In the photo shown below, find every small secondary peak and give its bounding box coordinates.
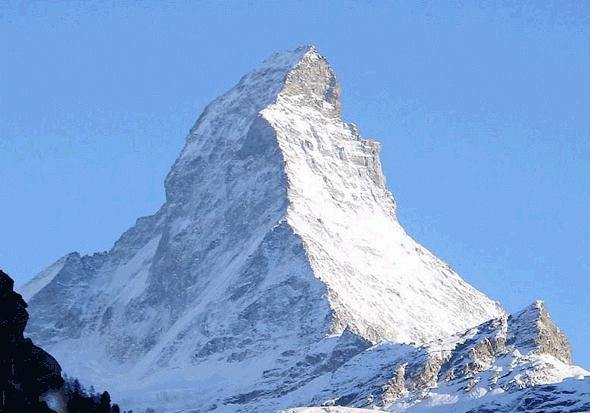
[509,301,573,364]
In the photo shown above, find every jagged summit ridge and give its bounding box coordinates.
[166,45,338,199]
[16,47,584,412]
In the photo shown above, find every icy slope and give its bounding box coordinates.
[18,46,583,412]
[261,49,502,343]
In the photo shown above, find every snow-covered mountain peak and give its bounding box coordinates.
[24,45,503,355]
[17,47,586,412]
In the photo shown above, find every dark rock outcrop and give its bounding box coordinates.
[0,269,64,412]
[1,269,123,413]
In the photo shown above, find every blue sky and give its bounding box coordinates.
[1,1,588,366]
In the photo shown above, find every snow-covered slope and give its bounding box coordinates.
[289,300,588,413]
[20,46,588,412]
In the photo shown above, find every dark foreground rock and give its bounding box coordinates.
[1,269,122,413]
[0,269,64,412]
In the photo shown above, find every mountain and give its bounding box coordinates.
[20,46,588,412]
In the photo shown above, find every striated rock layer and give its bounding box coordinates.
[20,46,588,412]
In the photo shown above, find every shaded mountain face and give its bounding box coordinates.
[20,47,588,412]
[1,270,64,413]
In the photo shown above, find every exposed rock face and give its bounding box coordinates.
[0,270,64,413]
[18,46,588,412]
[381,364,406,404]
[508,300,572,364]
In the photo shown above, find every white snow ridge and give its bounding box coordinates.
[21,46,589,412]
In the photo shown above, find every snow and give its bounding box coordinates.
[19,253,70,301]
[19,46,589,413]
[281,408,386,413]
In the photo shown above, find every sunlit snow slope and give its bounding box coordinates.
[20,46,586,413]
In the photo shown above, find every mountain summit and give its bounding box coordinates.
[21,47,588,412]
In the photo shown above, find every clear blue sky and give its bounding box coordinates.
[1,1,588,367]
